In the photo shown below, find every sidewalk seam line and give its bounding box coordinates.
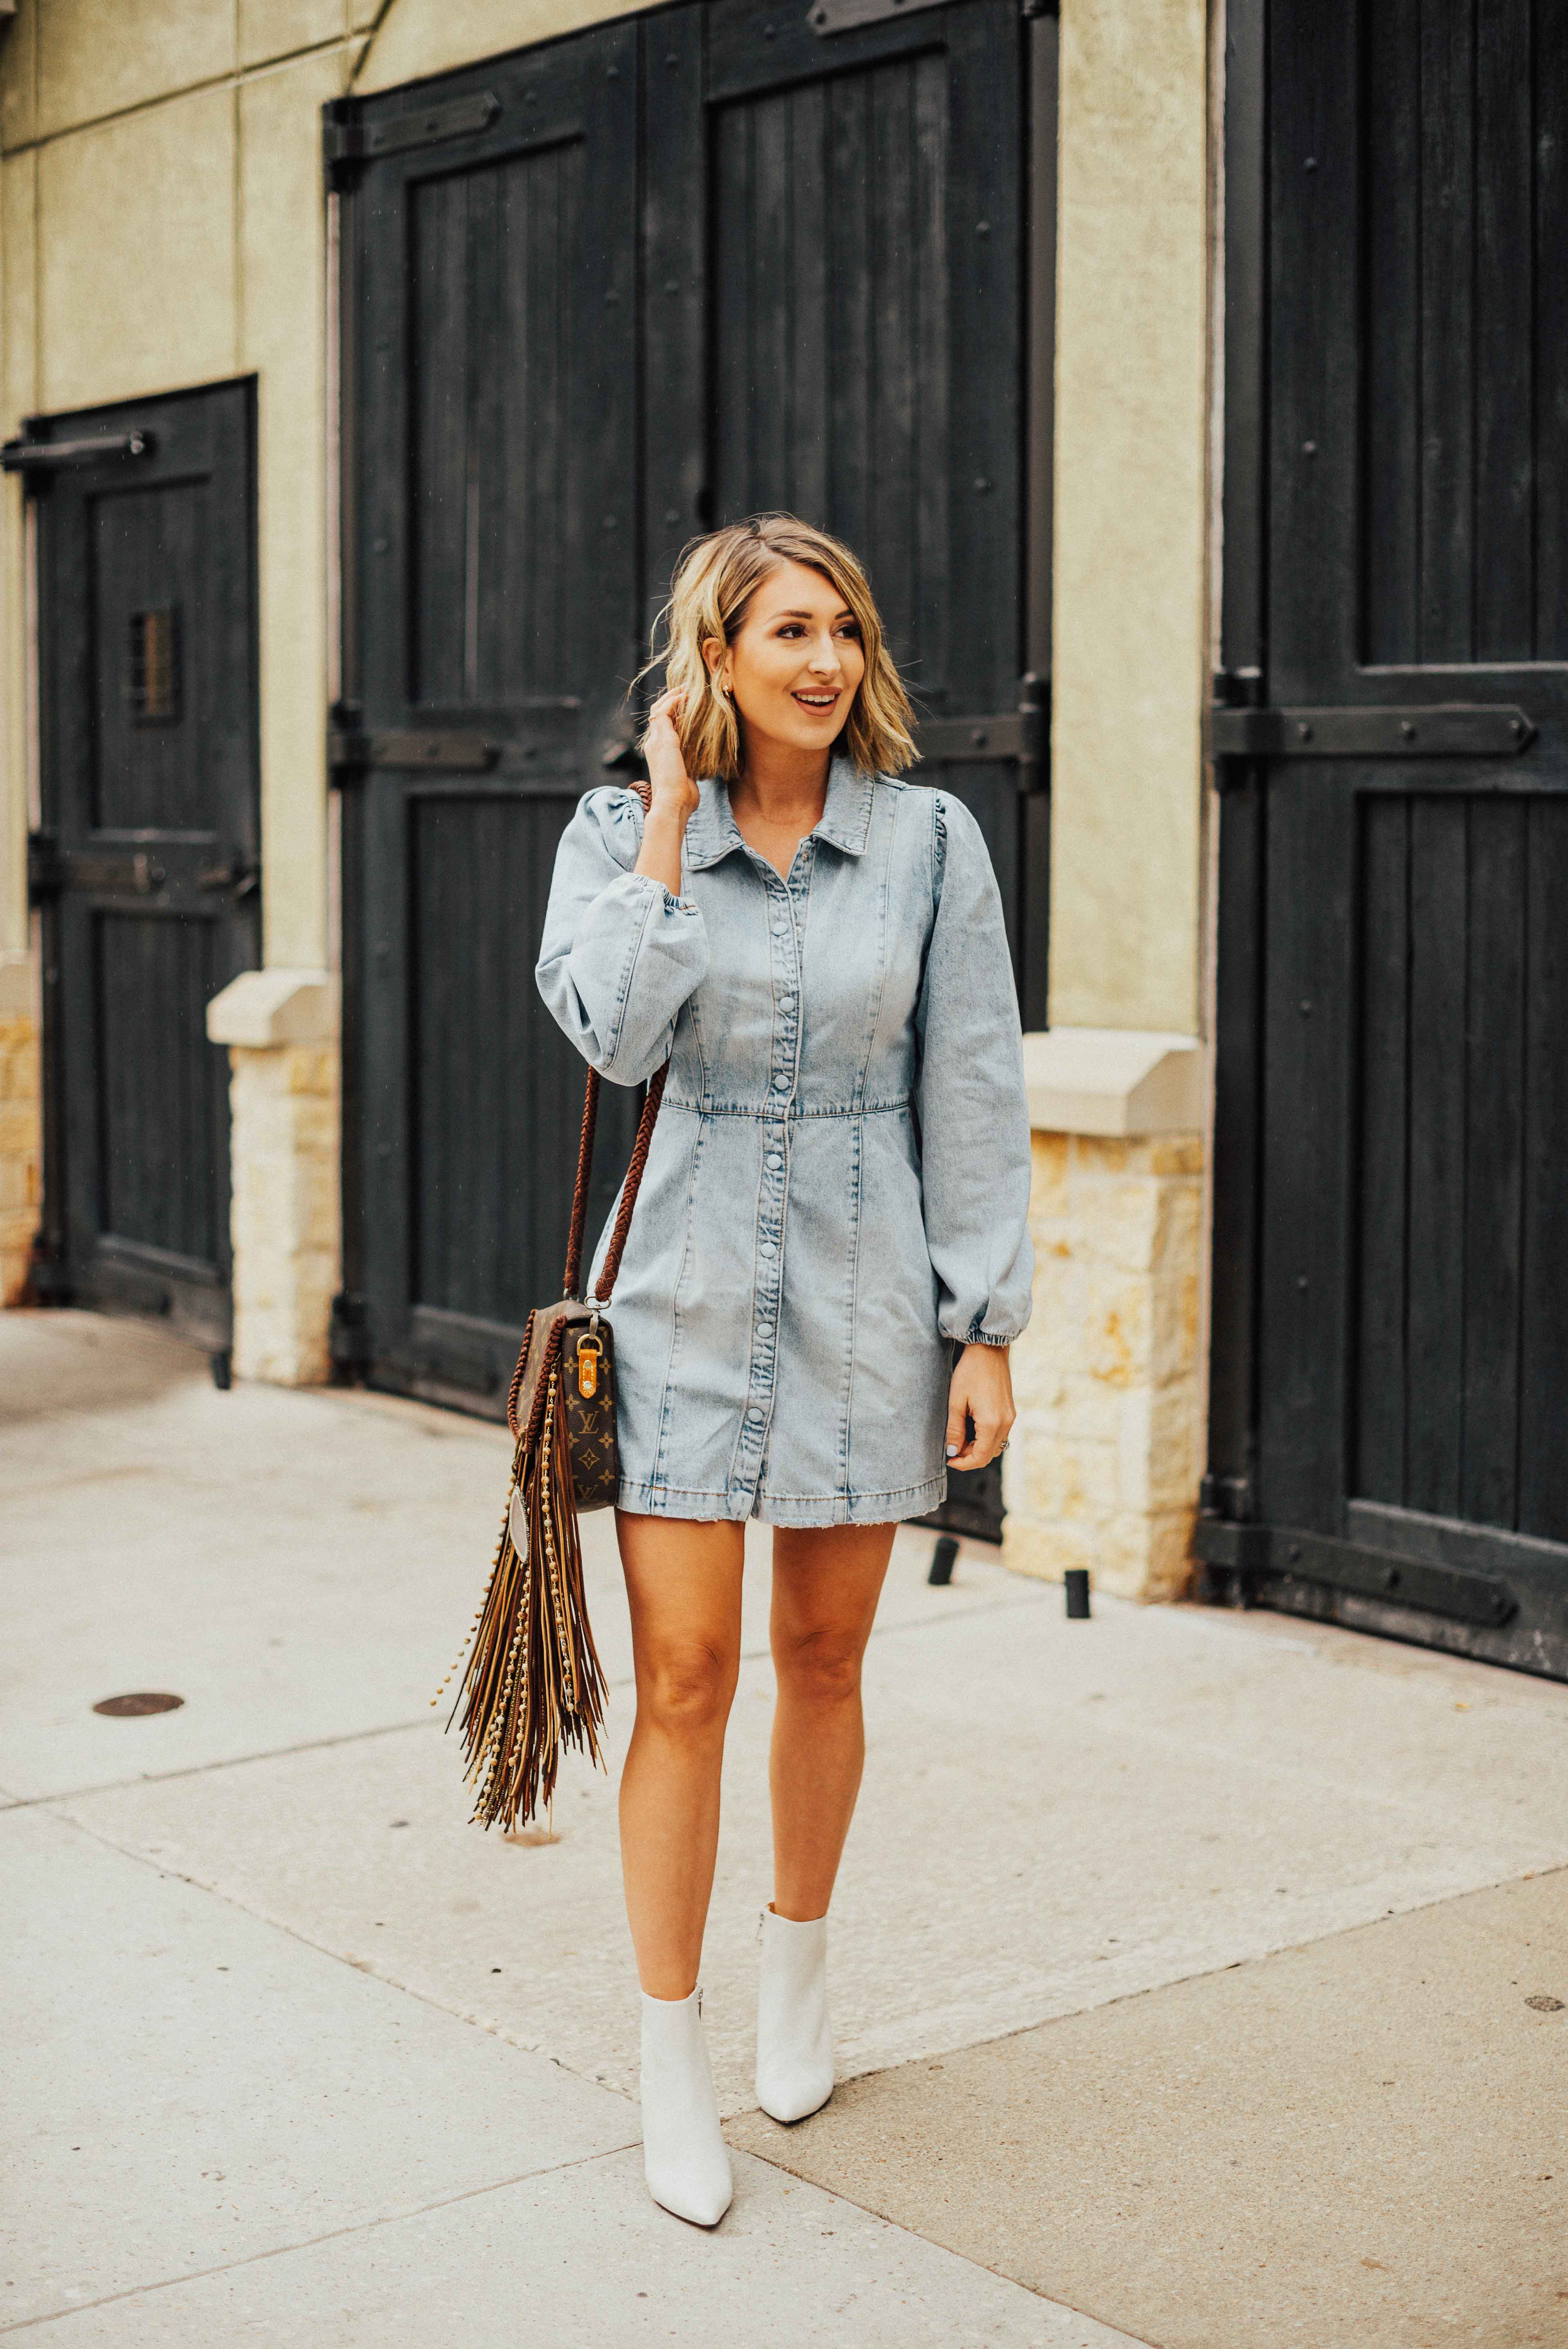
[0,2139,642,2336]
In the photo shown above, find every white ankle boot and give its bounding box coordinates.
[639,1987,733,2227]
[755,1906,834,2124]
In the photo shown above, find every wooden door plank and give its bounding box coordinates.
[1404,796,1468,1517]
[1517,797,1568,1540]
[409,170,471,706]
[1267,0,1357,698]
[1459,798,1527,1528]
[1363,0,1422,665]
[1255,772,1355,1528]
[1417,0,1477,662]
[1474,0,1535,662]
[1533,7,1568,659]
[1353,794,1410,1504]
[642,6,706,627]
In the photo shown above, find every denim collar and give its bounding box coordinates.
[682,756,877,872]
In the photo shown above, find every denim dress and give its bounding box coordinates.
[535,757,1034,1526]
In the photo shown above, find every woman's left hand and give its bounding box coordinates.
[945,1343,1016,1471]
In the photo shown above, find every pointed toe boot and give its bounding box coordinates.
[639,1988,733,2227]
[755,1906,834,2125]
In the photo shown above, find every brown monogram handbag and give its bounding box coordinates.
[443,787,669,1831]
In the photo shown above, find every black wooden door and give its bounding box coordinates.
[649,0,1045,1013]
[335,27,643,1409]
[24,382,260,1350]
[1205,0,1568,1676]
[334,0,1042,1421]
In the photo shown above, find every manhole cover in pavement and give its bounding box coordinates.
[92,1692,185,1717]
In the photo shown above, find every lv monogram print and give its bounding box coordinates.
[561,1320,620,1512]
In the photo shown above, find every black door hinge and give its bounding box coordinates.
[1208,700,1536,772]
[1192,1517,1516,1631]
[916,673,1049,785]
[323,90,502,189]
[1,426,154,482]
[328,724,499,780]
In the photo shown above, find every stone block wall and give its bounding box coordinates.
[1003,1129,1205,1601]
[227,1041,340,1386]
[0,1012,40,1304]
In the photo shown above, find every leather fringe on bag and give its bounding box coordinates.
[445,779,668,1831]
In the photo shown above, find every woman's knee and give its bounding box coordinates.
[638,1639,738,1737]
[773,1624,866,1708]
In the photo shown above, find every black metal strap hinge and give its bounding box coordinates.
[328,726,499,780]
[916,674,1048,781]
[1,428,154,479]
[1193,1516,1516,1631]
[324,90,501,187]
[1208,701,1536,769]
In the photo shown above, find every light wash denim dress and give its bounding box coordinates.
[535,756,1034,1526]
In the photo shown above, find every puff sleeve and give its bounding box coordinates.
[535,787,709,1085]
[913,792,1035,1346]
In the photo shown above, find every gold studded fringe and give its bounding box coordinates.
[452,1325,607,1832]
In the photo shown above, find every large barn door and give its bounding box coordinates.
[334,29,642,1408]
[1203,0,1568,1676]
[648,0,1043,1014]
[334,0,1042,1426]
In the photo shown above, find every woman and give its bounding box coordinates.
[536,514,1033,2227]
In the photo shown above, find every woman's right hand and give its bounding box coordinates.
[643,691,700,826]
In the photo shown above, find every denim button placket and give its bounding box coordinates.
[731,871,802,1505]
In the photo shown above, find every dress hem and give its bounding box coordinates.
[614,1471,947,1528]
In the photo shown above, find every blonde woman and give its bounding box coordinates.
[537,514,1033,2227]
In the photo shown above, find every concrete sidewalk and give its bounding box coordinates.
[4,1310,1566,2345]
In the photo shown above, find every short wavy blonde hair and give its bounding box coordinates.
[640,513,916,784]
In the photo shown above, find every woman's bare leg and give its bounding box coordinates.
[768,1523,895,1921]
[616,1512,746,2000]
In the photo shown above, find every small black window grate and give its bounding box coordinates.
[125,606,181,724]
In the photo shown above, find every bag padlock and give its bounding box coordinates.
[576,1332,604,1400]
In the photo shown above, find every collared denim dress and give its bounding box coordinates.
[535,757,1034,1526]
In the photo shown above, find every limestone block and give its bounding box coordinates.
[1082,1266,1152,1388]
[1035,1434,1119,1523]
[225,1040,341,1386]
[208,970,339,1049]
[1150,1264,1200,1388]
[1028,1130,1071,1219]
[1001,1513,1094,1584]
[0,1010,40,1306]
[1008,1123,1206,1602]
[1022,1028,1204,1138]
[39,90,235,411]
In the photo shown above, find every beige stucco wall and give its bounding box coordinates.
[1048,0,1213,1036]
[0,1,361,975]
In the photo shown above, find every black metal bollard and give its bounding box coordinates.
[1064,1568,1091,1619]
[928,1535,959,1587]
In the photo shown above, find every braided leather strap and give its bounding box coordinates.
[561,1070,601,1303]
[594,1061,668,1303]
